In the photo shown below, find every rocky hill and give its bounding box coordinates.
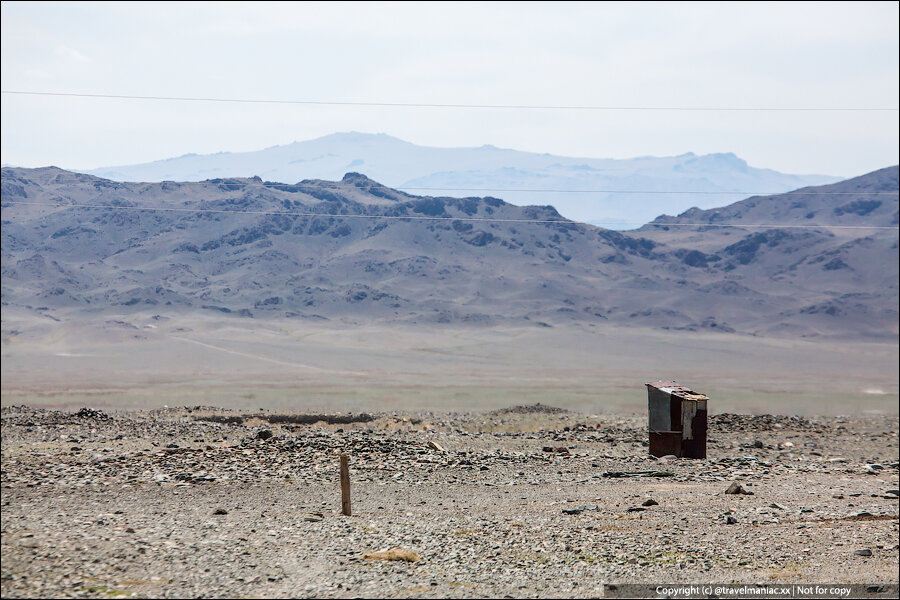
[1,165,897,338]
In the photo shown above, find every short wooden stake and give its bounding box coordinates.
[339,453,351,516]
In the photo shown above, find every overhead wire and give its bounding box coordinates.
[3,90,898,111]
[1,90,896,230]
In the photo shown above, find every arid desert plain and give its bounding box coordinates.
[2,318,898,598]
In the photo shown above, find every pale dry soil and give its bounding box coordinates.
[1,406,897,599]
[3,319,899,416]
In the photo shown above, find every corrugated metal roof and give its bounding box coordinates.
[645,381,708,401]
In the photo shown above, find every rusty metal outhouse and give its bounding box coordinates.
[646,381,708,459]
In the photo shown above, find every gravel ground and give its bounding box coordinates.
[2,405,898,598]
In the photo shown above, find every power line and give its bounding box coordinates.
[2,90,898,111]
[4,200,897,231]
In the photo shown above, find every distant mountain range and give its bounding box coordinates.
[81,132,839,227]
[2,165,896,339]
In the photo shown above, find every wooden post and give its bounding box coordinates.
[339,453,351,516]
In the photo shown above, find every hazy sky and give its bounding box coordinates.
[1,1,898,178]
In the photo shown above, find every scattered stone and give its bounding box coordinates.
[542,446,569,454]
[1,405,894,597]
[257,429,274,440]
[853,549,873,557]
[626,507,646,513]
[490,403,568,415]
[426,440,445,452]
[710,414,815,432]
[75,407,111,421]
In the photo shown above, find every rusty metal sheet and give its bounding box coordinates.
[649,431,682,458]
[669,394,683,433]
[646,381,708,402]
[682,405,708,459]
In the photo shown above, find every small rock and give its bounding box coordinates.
[303,513,324,522]
[725,482,745,495]
[854,549,872,557]
[426,440,445,452]
[257,430,274,440]
[213,508,228,515]
[626,507,646,513]
[752,440,763,449]
[725,516,738,524]
[642,499,659,507]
